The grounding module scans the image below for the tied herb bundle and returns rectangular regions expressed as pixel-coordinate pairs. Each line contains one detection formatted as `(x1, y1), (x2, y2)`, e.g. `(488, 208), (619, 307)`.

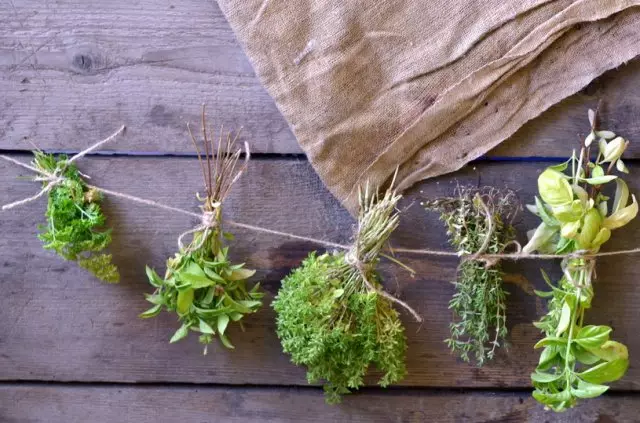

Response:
(424, 187), (518, 365)
(34, 151), (119, 283)
(141, 115), (263, 353)
(524, 110), (637, 412)
(273, 186), (409, 404)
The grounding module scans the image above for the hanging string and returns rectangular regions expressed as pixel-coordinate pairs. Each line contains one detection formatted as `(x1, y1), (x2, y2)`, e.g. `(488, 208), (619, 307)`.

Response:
(3, 127), (640, 267)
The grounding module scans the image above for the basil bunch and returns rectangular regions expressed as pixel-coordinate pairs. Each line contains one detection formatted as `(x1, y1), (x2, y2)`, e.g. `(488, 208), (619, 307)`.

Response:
(524, 110), (636, 411)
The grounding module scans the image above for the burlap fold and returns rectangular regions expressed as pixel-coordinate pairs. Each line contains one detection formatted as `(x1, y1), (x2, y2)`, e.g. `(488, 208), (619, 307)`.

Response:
(217, 0), (640, 212)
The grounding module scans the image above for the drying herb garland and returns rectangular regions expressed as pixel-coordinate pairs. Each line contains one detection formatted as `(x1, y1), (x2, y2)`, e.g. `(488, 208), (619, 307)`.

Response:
(524, 110), (636, 411)
(273, 185), (409, 403)
(141, 116), (263, 353)
(424, 187), (518, 365)
(33, 151), (119, 283)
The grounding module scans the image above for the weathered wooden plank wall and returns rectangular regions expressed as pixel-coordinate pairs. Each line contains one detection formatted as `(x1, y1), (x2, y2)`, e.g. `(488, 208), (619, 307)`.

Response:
(2, 1), (640, 422)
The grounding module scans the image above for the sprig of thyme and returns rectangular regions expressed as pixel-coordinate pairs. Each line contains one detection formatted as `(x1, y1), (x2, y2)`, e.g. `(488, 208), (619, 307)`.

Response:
(424, 187), (517, 365)
(273, 186), (408, 403)
(525, 110), (635, 411)
(141, 110), (263, 352)
(34, 151), (119, 283)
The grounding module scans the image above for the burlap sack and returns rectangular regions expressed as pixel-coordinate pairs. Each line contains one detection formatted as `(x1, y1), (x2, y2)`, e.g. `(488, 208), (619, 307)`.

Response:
(217, 0), (640, 212)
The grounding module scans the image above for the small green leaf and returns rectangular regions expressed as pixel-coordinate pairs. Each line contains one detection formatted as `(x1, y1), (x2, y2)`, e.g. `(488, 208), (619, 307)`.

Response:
(199, 319), (215, 334)
(556, 301), (572, 336)
(223, 232), (235, 241)
(228, 268), (256, 281)
(588, 341), (629, 362)
(591, 165), (605, 178)
(583, 175), (618, 185)
(237, 300), (262, 310)
(139, 304), (162, 318)
(177, 288), (194, 315)
(219, 332), (235, 349)
(531, 371), (563, 383)
(579, 358), (628, 384)
(217, 314), (230, 335)
(229, 312), (244, 321)
(573, 345), (601, 365)
(534, 336), (566, 349)
(571, 379), (609, 399)
(180, 262), (215, 288)
(169, 324), (189, 343)
(203, 267), (225, 283)
(145, 266), (164, 288)
(535, 197), (559, 228)
(575, 325), (611, 349)
(534, 289), (554, 298)
(333, 288), (345, 298)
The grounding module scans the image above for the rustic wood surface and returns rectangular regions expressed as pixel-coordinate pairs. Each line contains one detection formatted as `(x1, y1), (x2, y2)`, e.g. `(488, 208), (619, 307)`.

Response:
(1, 384), (638, 423)
(1, 0), (639, 156)
(3, 1), (640, 421)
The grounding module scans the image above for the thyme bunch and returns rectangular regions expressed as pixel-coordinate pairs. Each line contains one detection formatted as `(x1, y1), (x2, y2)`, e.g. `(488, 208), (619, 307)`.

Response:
(273, 186), (408, 403)
(525, 110), (636, 411)
(424, 187), (517, 365)
(34, 151), (119, 283)
(141, 111), (263, 353)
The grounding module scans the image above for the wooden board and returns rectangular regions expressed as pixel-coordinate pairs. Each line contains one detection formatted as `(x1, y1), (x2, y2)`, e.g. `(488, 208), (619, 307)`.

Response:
(2, 156), (639, 390)
(1, 1), (639, 156)
(1, 384), (638, 423)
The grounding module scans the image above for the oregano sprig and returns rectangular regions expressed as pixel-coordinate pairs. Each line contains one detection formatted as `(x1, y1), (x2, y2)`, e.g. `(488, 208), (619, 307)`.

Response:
(525, 110), (636, 411)
(34, 151), (119, 283)
(424, 187), (518, 365)
(273, 185), (409, 403)
(141, 110), (263, 353)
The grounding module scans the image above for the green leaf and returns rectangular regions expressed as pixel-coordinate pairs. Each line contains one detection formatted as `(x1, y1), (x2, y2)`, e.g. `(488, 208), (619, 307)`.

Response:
(169, 324), (189, 343)
(573, 345), (601, 365)
(203, 267), (225, 283)
(538, 345), (559, 368)
(201, 287), (215, 305)
(535, 197), (559, 228)
(144, 293), (164, 305)
(177, 288), (194, 315)
(571, 380), (609, 399)
(199, 319), (215, 334)
(237, 300), (262, 310)
(591, 165), (605, 178)
(556, 301), (572, 336)
(217, 314), (230, 335)
(219, 333), (235, 349)
(180, 262), (215, 288)
(549, 158), (571, 172)
(534, 289), (554, 298)
(534, 336), (566, 349)
(588, 341), (628, 362)
(579, 358), (628, 384)
(531, 371), (563, 383)
(223, 231), (235, 241)
(145, 266), (164, 288)
(139, 304), (162, 318)
(575, 325), (611, 349)
(228, 268), (256, 281)
(583, 175), (618, 185)
(229, 312), (244, 321)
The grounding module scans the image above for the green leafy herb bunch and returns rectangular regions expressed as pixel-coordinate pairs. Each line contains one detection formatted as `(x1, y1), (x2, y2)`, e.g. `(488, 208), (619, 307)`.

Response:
(424, 187), (518, 365)
(34, 151), (119, 283)
(273, 185), (410, 404)
(141, 115), (263, 353)
(524, 110), (636, 411)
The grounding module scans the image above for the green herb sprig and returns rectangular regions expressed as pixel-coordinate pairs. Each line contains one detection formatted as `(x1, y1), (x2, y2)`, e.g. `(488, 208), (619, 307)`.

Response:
(525, 110), (636, 411)
(424, 187), (518, 365)
(273, 186), (408, 404)
(141, 113), (263, 353)
(34, 151), (119, 283)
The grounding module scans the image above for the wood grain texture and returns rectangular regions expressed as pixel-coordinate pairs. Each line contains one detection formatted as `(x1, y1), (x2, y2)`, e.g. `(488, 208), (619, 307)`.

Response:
(0, 1), (639, 156)
(1, 156), (639, 389)
(1, 384), (638, 423)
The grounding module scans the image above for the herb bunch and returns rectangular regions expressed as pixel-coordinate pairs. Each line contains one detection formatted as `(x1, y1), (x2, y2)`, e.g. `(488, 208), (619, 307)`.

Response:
(141, 114), (263, 353)
(525, 110), (636, 411)
(424, 187), (518, 365)
(273, 186), (408, 403)
(34, 151), (119, 283)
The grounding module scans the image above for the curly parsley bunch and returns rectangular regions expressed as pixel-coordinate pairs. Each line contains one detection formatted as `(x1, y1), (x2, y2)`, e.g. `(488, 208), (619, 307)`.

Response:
(273, 186), (408, 403)
(525, 110), (635, 412)
(141, 114), (263, 352)
(35, 151), (119, 283)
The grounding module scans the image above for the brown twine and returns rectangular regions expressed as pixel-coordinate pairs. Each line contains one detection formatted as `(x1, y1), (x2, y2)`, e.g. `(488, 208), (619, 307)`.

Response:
(4, 125), (640, 321)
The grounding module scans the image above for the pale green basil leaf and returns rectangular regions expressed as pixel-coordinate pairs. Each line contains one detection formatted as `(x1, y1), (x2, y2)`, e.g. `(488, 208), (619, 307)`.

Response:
(598, 201), (608, 218)
(552, 200), (584, 223)
(604, 195), (638, 230)
(531, 371), (563, 383)
(228, 268), (257, 281)
(576, 208), (602, 249)
(139, 304), (162, 319)
(219, 332), (235, 349)
(217, 314), (230, 335)
(602, 137), (627, 163)
(145, 266), (164, 288)
(571, 379), (609, 399)
(534, 336), (566, 349)
(535, 196), (559, 228)
(523, 223), (558, 254)
(199, 319), (215, 334)
(588, 341), (629, 362)
(525, 204), (538, 215)
(584, 132), (595, 147)
(596, 130), (616, 140)
(575, 325), (611, 349)
(617, 159), (629, 174)
(573, 345), (601, 365)
(583, 175), (618, 185)
(612, 179), (630, 214)
(579, 358), (629, 384)
(538, 169), (574, 206)
(556, 301), (572, 336)
(591, 228), (611, 249)
(591, 165), (605, 178)
(177, 288), (194, 315)
(180, 262), (215, 289)
(169, 324), (189, 343)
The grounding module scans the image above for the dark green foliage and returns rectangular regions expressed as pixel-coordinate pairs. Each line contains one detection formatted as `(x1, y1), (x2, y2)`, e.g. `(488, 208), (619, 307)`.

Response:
(425, 187), (517, 365)
(35, 151), (118, 283)
(273, 252), (406, 403)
